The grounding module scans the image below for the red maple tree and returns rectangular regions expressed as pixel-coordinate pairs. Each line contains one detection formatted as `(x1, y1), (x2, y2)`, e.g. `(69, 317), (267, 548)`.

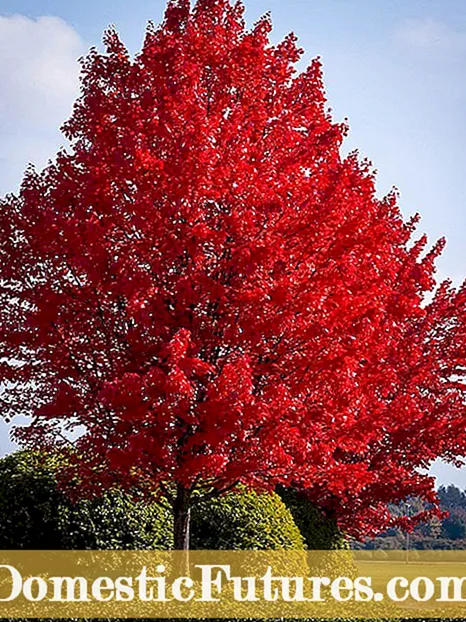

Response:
(1, 0), (466, 548)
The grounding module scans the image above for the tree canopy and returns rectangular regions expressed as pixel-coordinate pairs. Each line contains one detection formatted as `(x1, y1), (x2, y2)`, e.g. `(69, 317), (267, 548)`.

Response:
(1, 0), (466, 543)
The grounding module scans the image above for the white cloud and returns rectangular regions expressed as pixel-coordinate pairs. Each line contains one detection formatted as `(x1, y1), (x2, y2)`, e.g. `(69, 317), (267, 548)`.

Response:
(0, 15), (85, 195)
(395, 17), (466, 53)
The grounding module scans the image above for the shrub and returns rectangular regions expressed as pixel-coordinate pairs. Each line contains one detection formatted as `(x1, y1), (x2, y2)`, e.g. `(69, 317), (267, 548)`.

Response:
(277, 487), (348, 550)
(60, 490), (173, 549)
(0, 452), (347, 554)
(0, 451), (172, 549)
(191, 488), (306, 550)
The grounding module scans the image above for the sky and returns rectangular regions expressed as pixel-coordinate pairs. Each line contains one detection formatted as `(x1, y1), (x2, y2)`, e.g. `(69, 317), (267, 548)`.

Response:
(0, 0), (465, 487)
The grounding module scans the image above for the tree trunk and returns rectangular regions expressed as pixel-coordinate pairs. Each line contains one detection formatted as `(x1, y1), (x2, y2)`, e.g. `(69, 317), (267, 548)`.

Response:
(173, 485), (191, 574)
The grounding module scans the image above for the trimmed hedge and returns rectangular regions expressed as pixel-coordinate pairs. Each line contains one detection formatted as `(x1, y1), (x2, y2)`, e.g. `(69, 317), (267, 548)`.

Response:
(0, 451), (172, 550)
(0, 450), (66, 549)
(0, 451), (348, 553)
(0, 452), (357, 622)
(192, 487), (306, 550)
(277, 487), (348, 550)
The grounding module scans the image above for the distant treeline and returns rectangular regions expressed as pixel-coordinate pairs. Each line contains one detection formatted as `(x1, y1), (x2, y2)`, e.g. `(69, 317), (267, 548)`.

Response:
(354, 485), (466, 550)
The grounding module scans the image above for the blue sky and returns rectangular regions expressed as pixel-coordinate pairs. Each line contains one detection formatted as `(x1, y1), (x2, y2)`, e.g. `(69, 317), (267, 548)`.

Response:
(0, 0), (465, 487)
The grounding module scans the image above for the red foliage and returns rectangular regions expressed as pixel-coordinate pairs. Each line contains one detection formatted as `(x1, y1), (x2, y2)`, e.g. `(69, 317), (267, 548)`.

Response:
(1, 0), (466, 537)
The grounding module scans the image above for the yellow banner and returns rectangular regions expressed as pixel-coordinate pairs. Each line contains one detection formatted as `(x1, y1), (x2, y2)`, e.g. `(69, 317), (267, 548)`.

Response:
(0, 550), (466, 618)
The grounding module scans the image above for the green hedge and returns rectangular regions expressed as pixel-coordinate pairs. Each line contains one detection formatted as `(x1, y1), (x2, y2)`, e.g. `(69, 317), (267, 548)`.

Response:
(277, 486), (348, 550)
(0, 451), (172, 549)
(0, 452), (360, 622)
(192, 487), (306, 549)
(0, 451), (348, 553)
